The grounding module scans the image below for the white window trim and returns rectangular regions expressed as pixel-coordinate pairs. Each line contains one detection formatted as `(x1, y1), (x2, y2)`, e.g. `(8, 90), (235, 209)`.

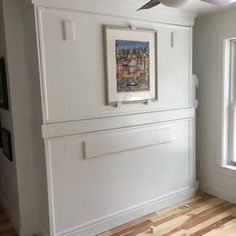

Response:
(227, 40), (236, 165)
(217, 32), (236, 178)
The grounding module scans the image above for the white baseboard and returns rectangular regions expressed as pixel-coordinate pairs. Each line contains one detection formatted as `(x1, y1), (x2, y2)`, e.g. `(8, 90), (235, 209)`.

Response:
(199, 183), (236, 205)
(0, 195), (21, 235)
(57, 187), (194, 236)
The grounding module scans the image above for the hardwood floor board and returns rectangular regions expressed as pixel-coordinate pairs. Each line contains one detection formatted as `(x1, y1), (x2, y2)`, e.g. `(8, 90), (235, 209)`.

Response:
(189, 215), (236, 236)
(150, 194), (204, 217)
(151, 200), (228, 230)
(175, 207), (236, 235)
(98, 232), (113, 236)
(160, 202), (235, 236)
(111, 220), (153, 236)
(144, 199), (227, 236)
(149, 197), (224, 224)
(204, 219), (236, 236)
(110, 213), (157, 234)
(137, 215), (190, 236)
(0, 232), (17, 236)
(98, 193), (236, 236)
(0, 204), (17, 236)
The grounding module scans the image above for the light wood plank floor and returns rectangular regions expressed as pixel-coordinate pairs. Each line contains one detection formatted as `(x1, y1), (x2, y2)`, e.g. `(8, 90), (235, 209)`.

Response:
(98, 192), (236, 236)
(0, 205), (17, 236)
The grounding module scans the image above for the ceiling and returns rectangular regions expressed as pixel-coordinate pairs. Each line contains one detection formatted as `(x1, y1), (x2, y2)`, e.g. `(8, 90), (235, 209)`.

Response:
(181, 0), (236, 15)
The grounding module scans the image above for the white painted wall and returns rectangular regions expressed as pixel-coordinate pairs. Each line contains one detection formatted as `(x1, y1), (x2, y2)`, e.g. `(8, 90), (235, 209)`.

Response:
(194, 7), (236, 203)
(0, 1), (49, 235)
(0, 0), (20, 231)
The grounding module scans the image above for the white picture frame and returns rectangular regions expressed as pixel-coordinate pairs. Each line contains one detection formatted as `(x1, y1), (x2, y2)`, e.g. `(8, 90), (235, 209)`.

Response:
(104, 25), (158, 106)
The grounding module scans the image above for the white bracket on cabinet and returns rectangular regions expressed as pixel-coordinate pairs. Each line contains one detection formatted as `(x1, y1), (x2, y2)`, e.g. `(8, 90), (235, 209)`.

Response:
(192, 74), (199, 110)
(62, 20), (77, 41)
(171, 32), (178, 47)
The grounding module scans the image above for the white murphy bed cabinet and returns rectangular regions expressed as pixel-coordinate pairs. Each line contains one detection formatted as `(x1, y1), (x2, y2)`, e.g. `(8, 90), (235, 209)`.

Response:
(0, 0), (197, 235)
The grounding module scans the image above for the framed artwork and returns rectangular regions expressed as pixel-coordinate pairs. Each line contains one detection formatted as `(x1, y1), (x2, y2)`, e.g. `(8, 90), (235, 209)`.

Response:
(0, 57), (9, 110)
(2, 128), (13, 162)
(104, 25), (158, 105)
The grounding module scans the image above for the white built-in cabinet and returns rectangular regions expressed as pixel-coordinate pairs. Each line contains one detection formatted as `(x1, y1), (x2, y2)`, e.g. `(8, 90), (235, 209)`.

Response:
(2, 0), (197, 235)
(38, 8), (192, 124)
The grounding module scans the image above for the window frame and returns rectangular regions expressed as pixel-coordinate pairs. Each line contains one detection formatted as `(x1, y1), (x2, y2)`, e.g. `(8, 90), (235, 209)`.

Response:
(223, 38), (236, 167)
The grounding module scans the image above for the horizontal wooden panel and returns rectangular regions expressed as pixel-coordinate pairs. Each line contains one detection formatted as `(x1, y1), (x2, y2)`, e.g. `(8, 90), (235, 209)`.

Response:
(84, 128), (171, 159)
(42, 108), (194, 138)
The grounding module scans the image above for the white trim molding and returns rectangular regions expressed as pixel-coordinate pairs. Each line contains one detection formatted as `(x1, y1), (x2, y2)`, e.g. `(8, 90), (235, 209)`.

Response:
(199, 183), (236, 205)
(31, 0), (196, 27)
(56, 187), (194, 236)
(42, 108), (194, 138)
(216, 29), (236, 174)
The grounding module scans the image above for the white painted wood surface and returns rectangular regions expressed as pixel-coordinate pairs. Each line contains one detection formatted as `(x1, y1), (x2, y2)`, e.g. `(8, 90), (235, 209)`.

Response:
(84, 127), (171, 159)
(32, 1), (196, 236)
(0, 0), (197, 235)
(47, 121), (193, 236)
(37, 7), (192, 124)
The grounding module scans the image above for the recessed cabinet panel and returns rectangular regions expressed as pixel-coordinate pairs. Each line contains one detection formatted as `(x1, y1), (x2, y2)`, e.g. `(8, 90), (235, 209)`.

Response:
(38, 8), (192, 123)
(48, 121), (191, 234)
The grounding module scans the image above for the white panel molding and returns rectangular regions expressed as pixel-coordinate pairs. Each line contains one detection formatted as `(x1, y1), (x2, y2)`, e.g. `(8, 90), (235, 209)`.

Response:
(84, 128), (171, 159)
(42, 108), (194, 138)
(188, 118), (196, 194)
(189, 27), (194, 108)
(56, 187), (194, 236)
(35, 6), (52, 123)
(44, 139), (56, 236)
(31, 0), (196, 27)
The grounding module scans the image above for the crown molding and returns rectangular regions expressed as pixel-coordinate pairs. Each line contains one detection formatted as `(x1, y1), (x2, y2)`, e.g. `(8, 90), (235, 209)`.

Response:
(31, 0), (196, 26)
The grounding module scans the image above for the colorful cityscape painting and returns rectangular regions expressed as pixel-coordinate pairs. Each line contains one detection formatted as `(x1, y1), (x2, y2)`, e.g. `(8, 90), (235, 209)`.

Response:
(116, 40), (150, 93)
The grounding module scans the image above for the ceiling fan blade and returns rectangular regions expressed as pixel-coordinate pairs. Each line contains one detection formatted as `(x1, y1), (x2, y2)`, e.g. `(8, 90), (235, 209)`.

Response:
(201, 0), (236, 6)
(137, 0), (161, 10)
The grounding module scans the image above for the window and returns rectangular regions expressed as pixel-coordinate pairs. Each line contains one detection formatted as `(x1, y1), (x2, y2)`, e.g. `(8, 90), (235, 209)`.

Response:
(225, 39), (236, 166)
